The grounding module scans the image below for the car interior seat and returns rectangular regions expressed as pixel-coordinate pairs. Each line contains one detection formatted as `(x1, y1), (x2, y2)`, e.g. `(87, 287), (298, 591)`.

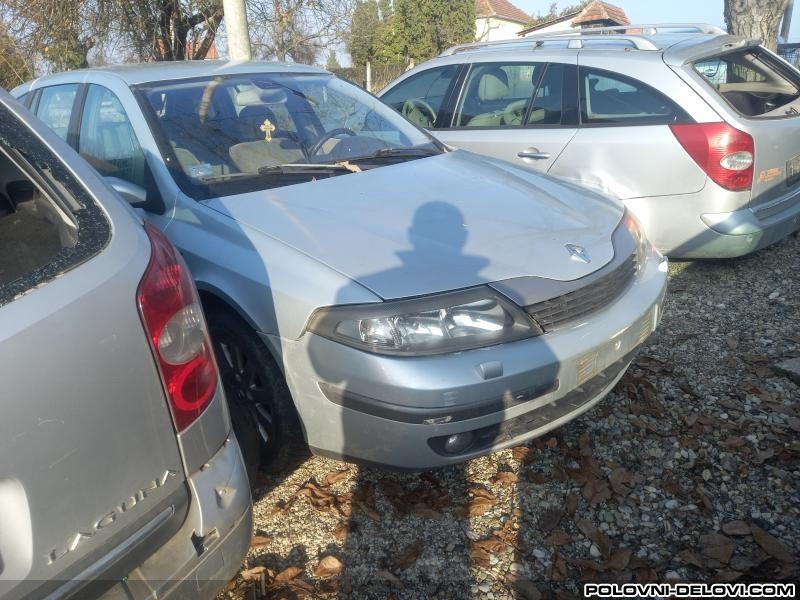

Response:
(228, 89), (306, 173)
(465, 68), (510, 127)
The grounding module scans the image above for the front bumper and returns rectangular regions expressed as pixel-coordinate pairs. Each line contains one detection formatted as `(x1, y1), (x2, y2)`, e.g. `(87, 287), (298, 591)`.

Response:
(278, 246), (668, 470)
(100, 437), (252, 600)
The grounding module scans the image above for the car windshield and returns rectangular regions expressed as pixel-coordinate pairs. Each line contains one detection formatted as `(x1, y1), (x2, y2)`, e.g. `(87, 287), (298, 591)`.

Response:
(136, 72), (441, 199)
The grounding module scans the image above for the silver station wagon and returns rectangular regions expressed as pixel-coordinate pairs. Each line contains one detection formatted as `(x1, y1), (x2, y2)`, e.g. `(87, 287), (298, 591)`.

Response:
(0, 88), (250, 600)
(380, 24), (800, 258)
(15, 61), (667, 472)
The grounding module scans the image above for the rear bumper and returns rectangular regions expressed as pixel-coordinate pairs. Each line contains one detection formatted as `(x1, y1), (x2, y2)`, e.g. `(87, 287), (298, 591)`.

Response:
(625, 186), (800, 259)
(100, 437), (252, 600)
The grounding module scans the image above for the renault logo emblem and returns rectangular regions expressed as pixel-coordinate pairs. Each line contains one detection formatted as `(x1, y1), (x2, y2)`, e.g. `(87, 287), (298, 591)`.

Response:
(565, 244), (591, 264)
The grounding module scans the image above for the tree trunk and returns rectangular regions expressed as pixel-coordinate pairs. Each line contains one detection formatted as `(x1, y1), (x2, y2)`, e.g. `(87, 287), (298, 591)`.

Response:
(724, 0), (790, 51)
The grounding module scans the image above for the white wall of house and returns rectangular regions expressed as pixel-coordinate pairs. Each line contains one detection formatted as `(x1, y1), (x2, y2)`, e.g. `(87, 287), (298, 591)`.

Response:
(476, 16), (525, 41)
(523, 19), (577, 35)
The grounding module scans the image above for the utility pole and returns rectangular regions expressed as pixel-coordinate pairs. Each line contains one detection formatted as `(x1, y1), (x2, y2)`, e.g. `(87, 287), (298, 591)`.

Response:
(224, 0), (252, 61)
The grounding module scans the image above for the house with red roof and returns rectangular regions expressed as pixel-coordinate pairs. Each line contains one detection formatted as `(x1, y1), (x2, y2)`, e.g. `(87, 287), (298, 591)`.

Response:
(475, 0), (531, 41)
(518, 1), (630, 36)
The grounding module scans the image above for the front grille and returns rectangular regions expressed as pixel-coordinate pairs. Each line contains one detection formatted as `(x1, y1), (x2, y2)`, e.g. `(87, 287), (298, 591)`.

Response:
(525, 252), (637, 330)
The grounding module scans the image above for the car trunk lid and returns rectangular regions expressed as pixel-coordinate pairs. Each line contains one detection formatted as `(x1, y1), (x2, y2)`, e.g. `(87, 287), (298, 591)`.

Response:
(676, 44), (800, 209)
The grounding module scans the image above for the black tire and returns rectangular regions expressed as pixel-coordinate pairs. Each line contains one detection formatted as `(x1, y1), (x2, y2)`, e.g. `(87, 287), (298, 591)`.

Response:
(207, 310), (303, 482)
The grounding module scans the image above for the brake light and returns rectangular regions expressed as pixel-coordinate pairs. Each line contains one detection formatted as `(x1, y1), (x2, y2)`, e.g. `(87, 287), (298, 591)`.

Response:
(137, 223), (217, 431)
(669, 122), (754, 191)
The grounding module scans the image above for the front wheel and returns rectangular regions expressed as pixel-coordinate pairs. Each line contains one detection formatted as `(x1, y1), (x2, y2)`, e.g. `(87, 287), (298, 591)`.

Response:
(207, 310), (303, 482)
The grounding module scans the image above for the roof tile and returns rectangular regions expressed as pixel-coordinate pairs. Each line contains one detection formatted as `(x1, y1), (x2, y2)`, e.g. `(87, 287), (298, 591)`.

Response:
(475, 0), (530, 24)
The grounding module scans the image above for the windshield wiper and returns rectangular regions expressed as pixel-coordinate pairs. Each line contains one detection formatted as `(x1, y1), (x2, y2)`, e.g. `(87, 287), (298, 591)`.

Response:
(347, 146), (441, 163)
(257, 163), (355, 175)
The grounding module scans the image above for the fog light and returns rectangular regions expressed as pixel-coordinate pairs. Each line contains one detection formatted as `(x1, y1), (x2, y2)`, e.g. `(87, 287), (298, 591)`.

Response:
(443, 432), (475, 454)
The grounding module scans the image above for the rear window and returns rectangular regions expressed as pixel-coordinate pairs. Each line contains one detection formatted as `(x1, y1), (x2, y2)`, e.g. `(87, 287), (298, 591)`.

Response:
(693, 49), (800, 117)
(0, 102), (111, 307)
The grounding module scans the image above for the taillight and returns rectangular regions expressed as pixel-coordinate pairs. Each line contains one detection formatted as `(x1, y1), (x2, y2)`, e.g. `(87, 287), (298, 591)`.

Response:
(137, 223), (217, 431)
(669, 122), (754, 192)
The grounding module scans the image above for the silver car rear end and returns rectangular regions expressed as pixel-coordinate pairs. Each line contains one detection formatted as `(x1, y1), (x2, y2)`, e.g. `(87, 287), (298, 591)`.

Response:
(0, 93), (250, 600)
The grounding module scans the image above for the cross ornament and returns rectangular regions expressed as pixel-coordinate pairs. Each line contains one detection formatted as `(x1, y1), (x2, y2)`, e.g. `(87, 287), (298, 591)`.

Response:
(259, 118), (276, 142)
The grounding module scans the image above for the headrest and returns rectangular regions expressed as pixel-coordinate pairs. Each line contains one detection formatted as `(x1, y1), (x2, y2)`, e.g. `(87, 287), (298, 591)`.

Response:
(236, 87), (288, 107)
(477, 68), (509, 102)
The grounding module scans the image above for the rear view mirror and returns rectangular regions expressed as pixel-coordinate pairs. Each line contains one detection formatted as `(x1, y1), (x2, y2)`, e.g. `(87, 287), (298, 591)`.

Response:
(105, 177), (148, 209)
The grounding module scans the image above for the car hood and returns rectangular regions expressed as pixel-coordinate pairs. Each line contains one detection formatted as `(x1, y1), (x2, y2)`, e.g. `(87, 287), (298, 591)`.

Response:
(204, 151), (623, 301)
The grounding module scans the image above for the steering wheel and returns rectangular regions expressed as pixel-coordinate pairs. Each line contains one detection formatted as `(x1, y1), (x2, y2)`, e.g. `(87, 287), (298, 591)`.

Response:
(309, 128), (358, 156)
(503, 99), (529, 126)
(401, 98), (437, 127)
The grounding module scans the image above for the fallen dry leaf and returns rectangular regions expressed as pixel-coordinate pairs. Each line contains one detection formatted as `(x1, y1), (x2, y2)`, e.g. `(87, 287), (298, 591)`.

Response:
(528, 471), (547, 484)
(538, 508), (564, 532)
(505, 574), (541, 600)
(582, 478), (612, 506)
(750, 525), (794, 563)
(546, 529), (571, 546)
(678, 549), (705, 568)
(250, 534), (272, 549)
(240, 565), (266, 581)
(565, 492), (578, 515)
(333, 522), (349, 542)
(512, 445), (534, 462)
(313, 556), (342, 579)
(493, 470), (518, 485)
(721, 520), (750, 536)
(393, 540), (423, 571)
(608, 467), (633, 496)
(274, 566), (304, 584)
(605, 548), (632, 571)
(412, 506), (442, 520)
(323, 469), (351, 486)
(700, 533), (736, 564)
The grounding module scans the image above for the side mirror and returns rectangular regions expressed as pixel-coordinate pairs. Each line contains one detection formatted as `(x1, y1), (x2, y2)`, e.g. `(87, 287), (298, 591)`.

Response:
(105, 177), (148, 209)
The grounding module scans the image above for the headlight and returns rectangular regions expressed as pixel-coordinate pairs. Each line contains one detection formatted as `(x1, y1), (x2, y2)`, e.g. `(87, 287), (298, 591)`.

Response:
(621, 209), (648, 270)
(307, 287), (540, 356)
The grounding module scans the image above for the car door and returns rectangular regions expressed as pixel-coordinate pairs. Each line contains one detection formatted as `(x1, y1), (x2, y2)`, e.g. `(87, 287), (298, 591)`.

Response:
(380, 64), (464, 129)
(75, 83), (165, 212)
(550, 65), (705, 199)
(431, 56), (579, 173)
(33, 83), (80, 142)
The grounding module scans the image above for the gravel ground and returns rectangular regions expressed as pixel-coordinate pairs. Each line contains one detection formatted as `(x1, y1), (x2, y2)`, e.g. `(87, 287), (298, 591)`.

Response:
(222, 233), (800, 599)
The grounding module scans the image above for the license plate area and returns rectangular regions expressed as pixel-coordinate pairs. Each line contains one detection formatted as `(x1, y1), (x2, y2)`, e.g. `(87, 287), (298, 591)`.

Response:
(575, 307), (656, 386)
(787, 155), (800, 187)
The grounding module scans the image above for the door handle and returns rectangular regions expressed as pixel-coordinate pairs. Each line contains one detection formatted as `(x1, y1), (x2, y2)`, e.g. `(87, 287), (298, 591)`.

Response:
(518, 149), (551, 160)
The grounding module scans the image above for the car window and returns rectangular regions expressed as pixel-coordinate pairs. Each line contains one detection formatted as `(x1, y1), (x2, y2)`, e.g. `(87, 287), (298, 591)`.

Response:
(35, 84), (79, 141)
(528, 63), (565, 125)
(0, 102), (111, 307)
(137, 73), (438, 199)
(580, 67), (688, 125)
(693, 49), (800, 117)
(453, 63), (542, 128)
(381, 65), (459, 128)
(78, 85), (147, 187)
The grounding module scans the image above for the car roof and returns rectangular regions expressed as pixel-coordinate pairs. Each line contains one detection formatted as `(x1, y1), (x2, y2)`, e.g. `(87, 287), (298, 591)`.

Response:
(24, 60), (329, 88)
(437, 25), (760, 66)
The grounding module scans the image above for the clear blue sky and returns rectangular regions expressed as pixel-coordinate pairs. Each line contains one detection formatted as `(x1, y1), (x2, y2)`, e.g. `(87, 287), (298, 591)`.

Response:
(514, 0), (800, 42)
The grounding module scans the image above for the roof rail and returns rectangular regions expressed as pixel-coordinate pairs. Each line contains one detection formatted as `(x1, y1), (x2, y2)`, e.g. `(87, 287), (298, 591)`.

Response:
(439, 23), (729, 56)
(440, 34), (659, 55)
(533, 23), (727, 36)
(441, 38), (536, 56)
